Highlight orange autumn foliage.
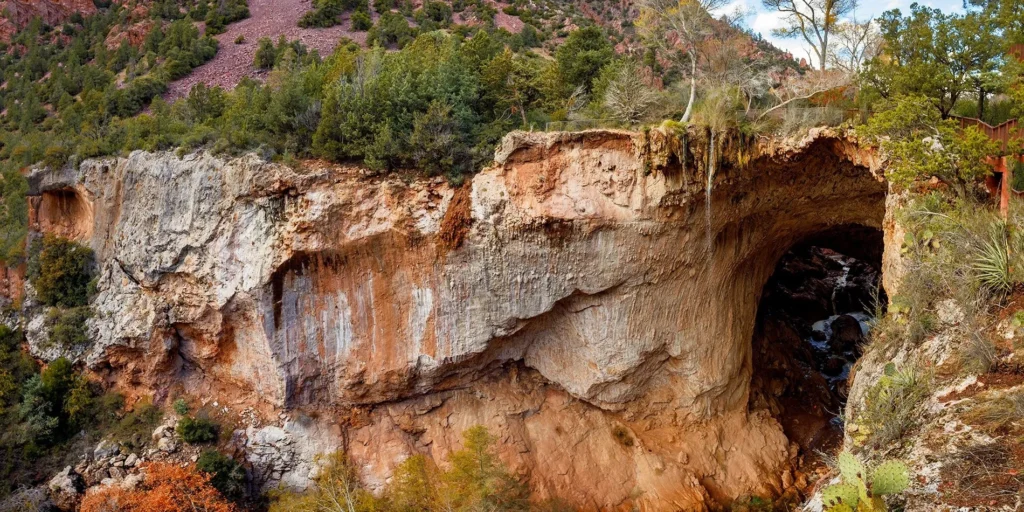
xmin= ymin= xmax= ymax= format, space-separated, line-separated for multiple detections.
xmin=80 ymin=462 xmax=235 ymax=512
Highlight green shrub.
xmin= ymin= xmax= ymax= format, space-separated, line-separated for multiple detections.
xmin=374 ymin=0 xmax=397 ymax=13
xmin=554 ymin=26 xmax=613 ymax=93
xmin=63 ymin=375 xmax=96 ymax=426
xmin=269 ymin=425 xmax=528 ymax=511
xmin=409 ymin=101 xmax=466 ymax=176
xmin=204 ymin=0 xmax=251 ymax=36
xmin=0 ymin=166 xmax=29 ymax=263
xmin=423 ymin=1 xmax=452 ymax=23
xmin=197 ymin=450 xmax=247 ymax=501
xmin=0 ymin=327 xmax=35 ymax=414
xmin=351 ymin=9 xmax=372 ymax=30
xmin=367 ymin=11 xmax=412 ymax=47
xmin=859 ymin=95 xmax=1001 ymax=196
xmin=253 ymin=38 xmax=276 ymax=69
xmin=18 ymin=357 xmax=89 ymax=446
xmin=28 ymin=236 xmax=94 ymax=308
xmin=234 ymin=34 xmax=245 ymax=44
xmin=173 ymin=397 xmax=190 ymax=415
xmin=298 ymin=0 xmax=342 ymax=28
xmin=45 ymin=306 xmax=91 ymax=349
xmin=110 ymin=397 xmax=163 ymax=450
xmin=19 ymin=374 xmax=61 ymax=446
xmin=1012 ymin=159 xmax=1024 ymax=192
xmin=177 ymin=416 xmax=219 ymax=444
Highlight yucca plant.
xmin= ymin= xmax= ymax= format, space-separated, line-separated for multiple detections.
xmin=822 ymin=452 xmax=910 ymax=512
xmin=974 ymin=223 xmax=1011 ymax=292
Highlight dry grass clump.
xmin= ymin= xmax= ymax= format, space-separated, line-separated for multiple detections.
xmin=940 ymin=441 xmax=1024 ymax=508
xmin=956 ymin=332 xmax=1000 ymax=375
xmin=963 ymin=390 xmax=1024 ymax=434
xmin=852 ymin=363 xmax=933 ymax=452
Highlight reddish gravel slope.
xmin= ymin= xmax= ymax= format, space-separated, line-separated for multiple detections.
xmin=167 ymin=0 xmax=367 ymax=98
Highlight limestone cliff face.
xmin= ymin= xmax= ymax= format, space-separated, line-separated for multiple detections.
xmin=22 ymin=127 xmax=887 ymax=510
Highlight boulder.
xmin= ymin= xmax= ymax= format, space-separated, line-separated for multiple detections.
xmin=93 ymin=439 xmax=119 ymax=460
xmin=89 ymin=468 xmax=110 ymax=484
xmin=157 ymin=437 xmax=177 ymax=453
xmin=46 ymin=466 xmax=84 ymax=511
xmin=823 ymin=356 xmax=847 ymax=377
xmin=829 ymin=315 xmax=864 ymax=353
xmin=122 ymin=472 xmax=145 ymax=490
xmin=0 ymin=486 xmax=56 ymax=512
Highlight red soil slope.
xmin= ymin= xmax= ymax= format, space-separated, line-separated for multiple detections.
xmin=167 ymin=0 xmax=367 ymax=98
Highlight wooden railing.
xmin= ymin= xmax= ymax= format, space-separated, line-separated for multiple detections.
xmin=950 ymin=116 xmax=1020 ymax=151
xmin=949 ymin=115 xmax=1023 ymax=217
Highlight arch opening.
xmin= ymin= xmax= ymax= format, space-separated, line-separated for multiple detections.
xmin=749 ymin=224 xmax=885 ymax=467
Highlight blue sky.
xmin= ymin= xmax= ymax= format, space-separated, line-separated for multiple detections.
xmin=718 ymin=0 xmax=966 ymax=66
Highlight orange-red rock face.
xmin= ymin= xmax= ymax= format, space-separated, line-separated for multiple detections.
xmin=0 ymin=0 xmax=97 ymax=41
xmin=20 ymin=129 xmax=888 ymax=509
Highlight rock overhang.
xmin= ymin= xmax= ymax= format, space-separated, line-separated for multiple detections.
xmin=13 ymin=127 xmax=892 ymax=509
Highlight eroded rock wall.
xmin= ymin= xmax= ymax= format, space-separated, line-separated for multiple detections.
xmin=20 ymin=127 xmax=887 ymax=510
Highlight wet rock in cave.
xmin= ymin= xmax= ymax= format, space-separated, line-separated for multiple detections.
xmin=830 ymin=314 xmax=865 ymax=353
xmin=750 ymin=240 xmax=882 ymax=462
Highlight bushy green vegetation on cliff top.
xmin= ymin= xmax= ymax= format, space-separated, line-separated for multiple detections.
xmin=0 ymin=0 xmax=817 ymax=262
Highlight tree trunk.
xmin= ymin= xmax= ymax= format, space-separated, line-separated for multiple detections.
xmin=680 ymin=52 xmax=696 ymax=123
xmin=819 ymin=35 xmax=828 ymax=71
xmin=978 ymin=87 xmax=986 ymax=121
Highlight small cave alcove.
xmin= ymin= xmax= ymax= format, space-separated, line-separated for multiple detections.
xmin=749 ymin=225 xmax=885 ymax=464
xmin=35 ymin=188 xmax=93 ymax=241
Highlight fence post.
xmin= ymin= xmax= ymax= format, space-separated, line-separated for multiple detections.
xmin=1002 ymin=156 xmax=1011 ymax=219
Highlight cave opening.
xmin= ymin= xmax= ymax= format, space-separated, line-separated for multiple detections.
xmin=36 ymin=188 xmax=92 ymax=240
xmin=749 ymin=225 xmax=885 ymax=466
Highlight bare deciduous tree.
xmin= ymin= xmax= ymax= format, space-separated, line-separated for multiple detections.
xmin=762 ymin=0 xmax=858 ymax=70
xmin=758 ymin=69 xmax=851 ymax=120
xmin=827 ymin=17 xmax=881 ymax=73
xmin=603 ymin=62 xmax=657 ymax=124
xmin=699 ymin=33 xmax=777 ymax=113
xmin=637 ymin=0 xmax=729 ymax=122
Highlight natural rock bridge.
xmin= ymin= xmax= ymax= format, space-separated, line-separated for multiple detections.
xmin=24 ymin=128 xmax=891 ymax=510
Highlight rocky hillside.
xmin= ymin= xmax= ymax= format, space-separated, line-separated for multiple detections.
xmin=0 ymin=0 xmax=96 ymax=41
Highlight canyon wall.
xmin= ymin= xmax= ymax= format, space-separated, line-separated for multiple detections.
xmin=21 ymin=127 xmax=888 ymax=510
xmin=0 ymin=0 xmax=97 ymax=41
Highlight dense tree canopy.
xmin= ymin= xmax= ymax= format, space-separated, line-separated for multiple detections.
xmin=863 ymin=4 xmax=1007 ymax=119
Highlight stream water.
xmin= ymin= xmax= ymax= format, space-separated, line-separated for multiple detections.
xmin=751 ymin=244 xmax=882 ymax=466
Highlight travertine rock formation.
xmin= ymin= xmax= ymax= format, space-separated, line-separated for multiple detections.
xmin=22 ymin=127 xmax=888 ymax=510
